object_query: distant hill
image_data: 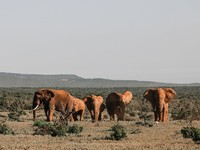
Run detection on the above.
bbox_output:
[0,72,199,88]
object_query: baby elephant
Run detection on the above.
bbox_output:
[72,98,86,121]
[83,95,105,123]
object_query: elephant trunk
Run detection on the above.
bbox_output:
[158,100,164,122]
[33,109,36,121]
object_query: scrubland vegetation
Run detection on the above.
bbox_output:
[0,87,200,149]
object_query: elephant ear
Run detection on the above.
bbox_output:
[83,97,88,103]
[43,89,55,101]
[121,91,133,105]
[33,90,44,101]
[143,89,155,103]
[164,88,176,103]
[96,96,103,103]
[33,91,40,99]
[83,96,92,104]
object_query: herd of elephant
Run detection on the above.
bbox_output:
[32,88,176,123]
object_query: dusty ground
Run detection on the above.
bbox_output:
[0,110,199,150]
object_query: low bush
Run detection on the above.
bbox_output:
[33,121,68,136]
[33,121,83,137]
[110,124,127,140]
[67,124,83,134]
[171,100,200,123]
[33,121,55,136]
[181,126,200,144]
[0,122,15,135]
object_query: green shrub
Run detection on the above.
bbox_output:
[33,120,50,128]
[33,121,55,136]
[0,122,15,135]
[181,127,200,144]
[34,121,68,137]
[110,124,127,140]
[51,122,69,137]
[171,100,200,123]
[67,124,83,134]
[33,121,83,136]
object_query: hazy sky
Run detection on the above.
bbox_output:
[0,1,200,83]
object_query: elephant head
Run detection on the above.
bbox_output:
[32,89,54,120]
[143,89,155,103]
[83,95,105,123]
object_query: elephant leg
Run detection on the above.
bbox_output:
[72,113,78,121]
[69,115,74,122]
[158,111,162,122]
[45,111,49,121]
[117,106,125,121]
[110,113,115,121]
[159,104,166,122]
[154,108,160,122]
[48,106,55,121]
[94,111,100,123]
[80,110,84,121]
[90,110,95,122]
[163,104,168,122]
[154,111,157,122]
[165,106,168,121]
[78,110,84,121]
[98,112,102,121]
[117,112,125,121]
[44,105,49,121]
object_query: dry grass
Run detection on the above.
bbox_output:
[0,110,200,150]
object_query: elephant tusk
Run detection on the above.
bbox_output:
[33,104,39,110]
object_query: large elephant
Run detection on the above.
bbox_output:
[72,98,86,121]
[32,89,75,122]
[143,88,176,122]
[83,95,105,123]
[106,91,133,121]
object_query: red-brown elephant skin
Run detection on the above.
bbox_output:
[106,91,133,121]
[32,89,75,122]
[83,95,105,123]
[72,98,86,121]
[143,88,176,122]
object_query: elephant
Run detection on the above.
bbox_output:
[143,88,176,123]
[32,89,75,122]
[71,98,86,121]
[106,91,133,121]
[83,95,105,123]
